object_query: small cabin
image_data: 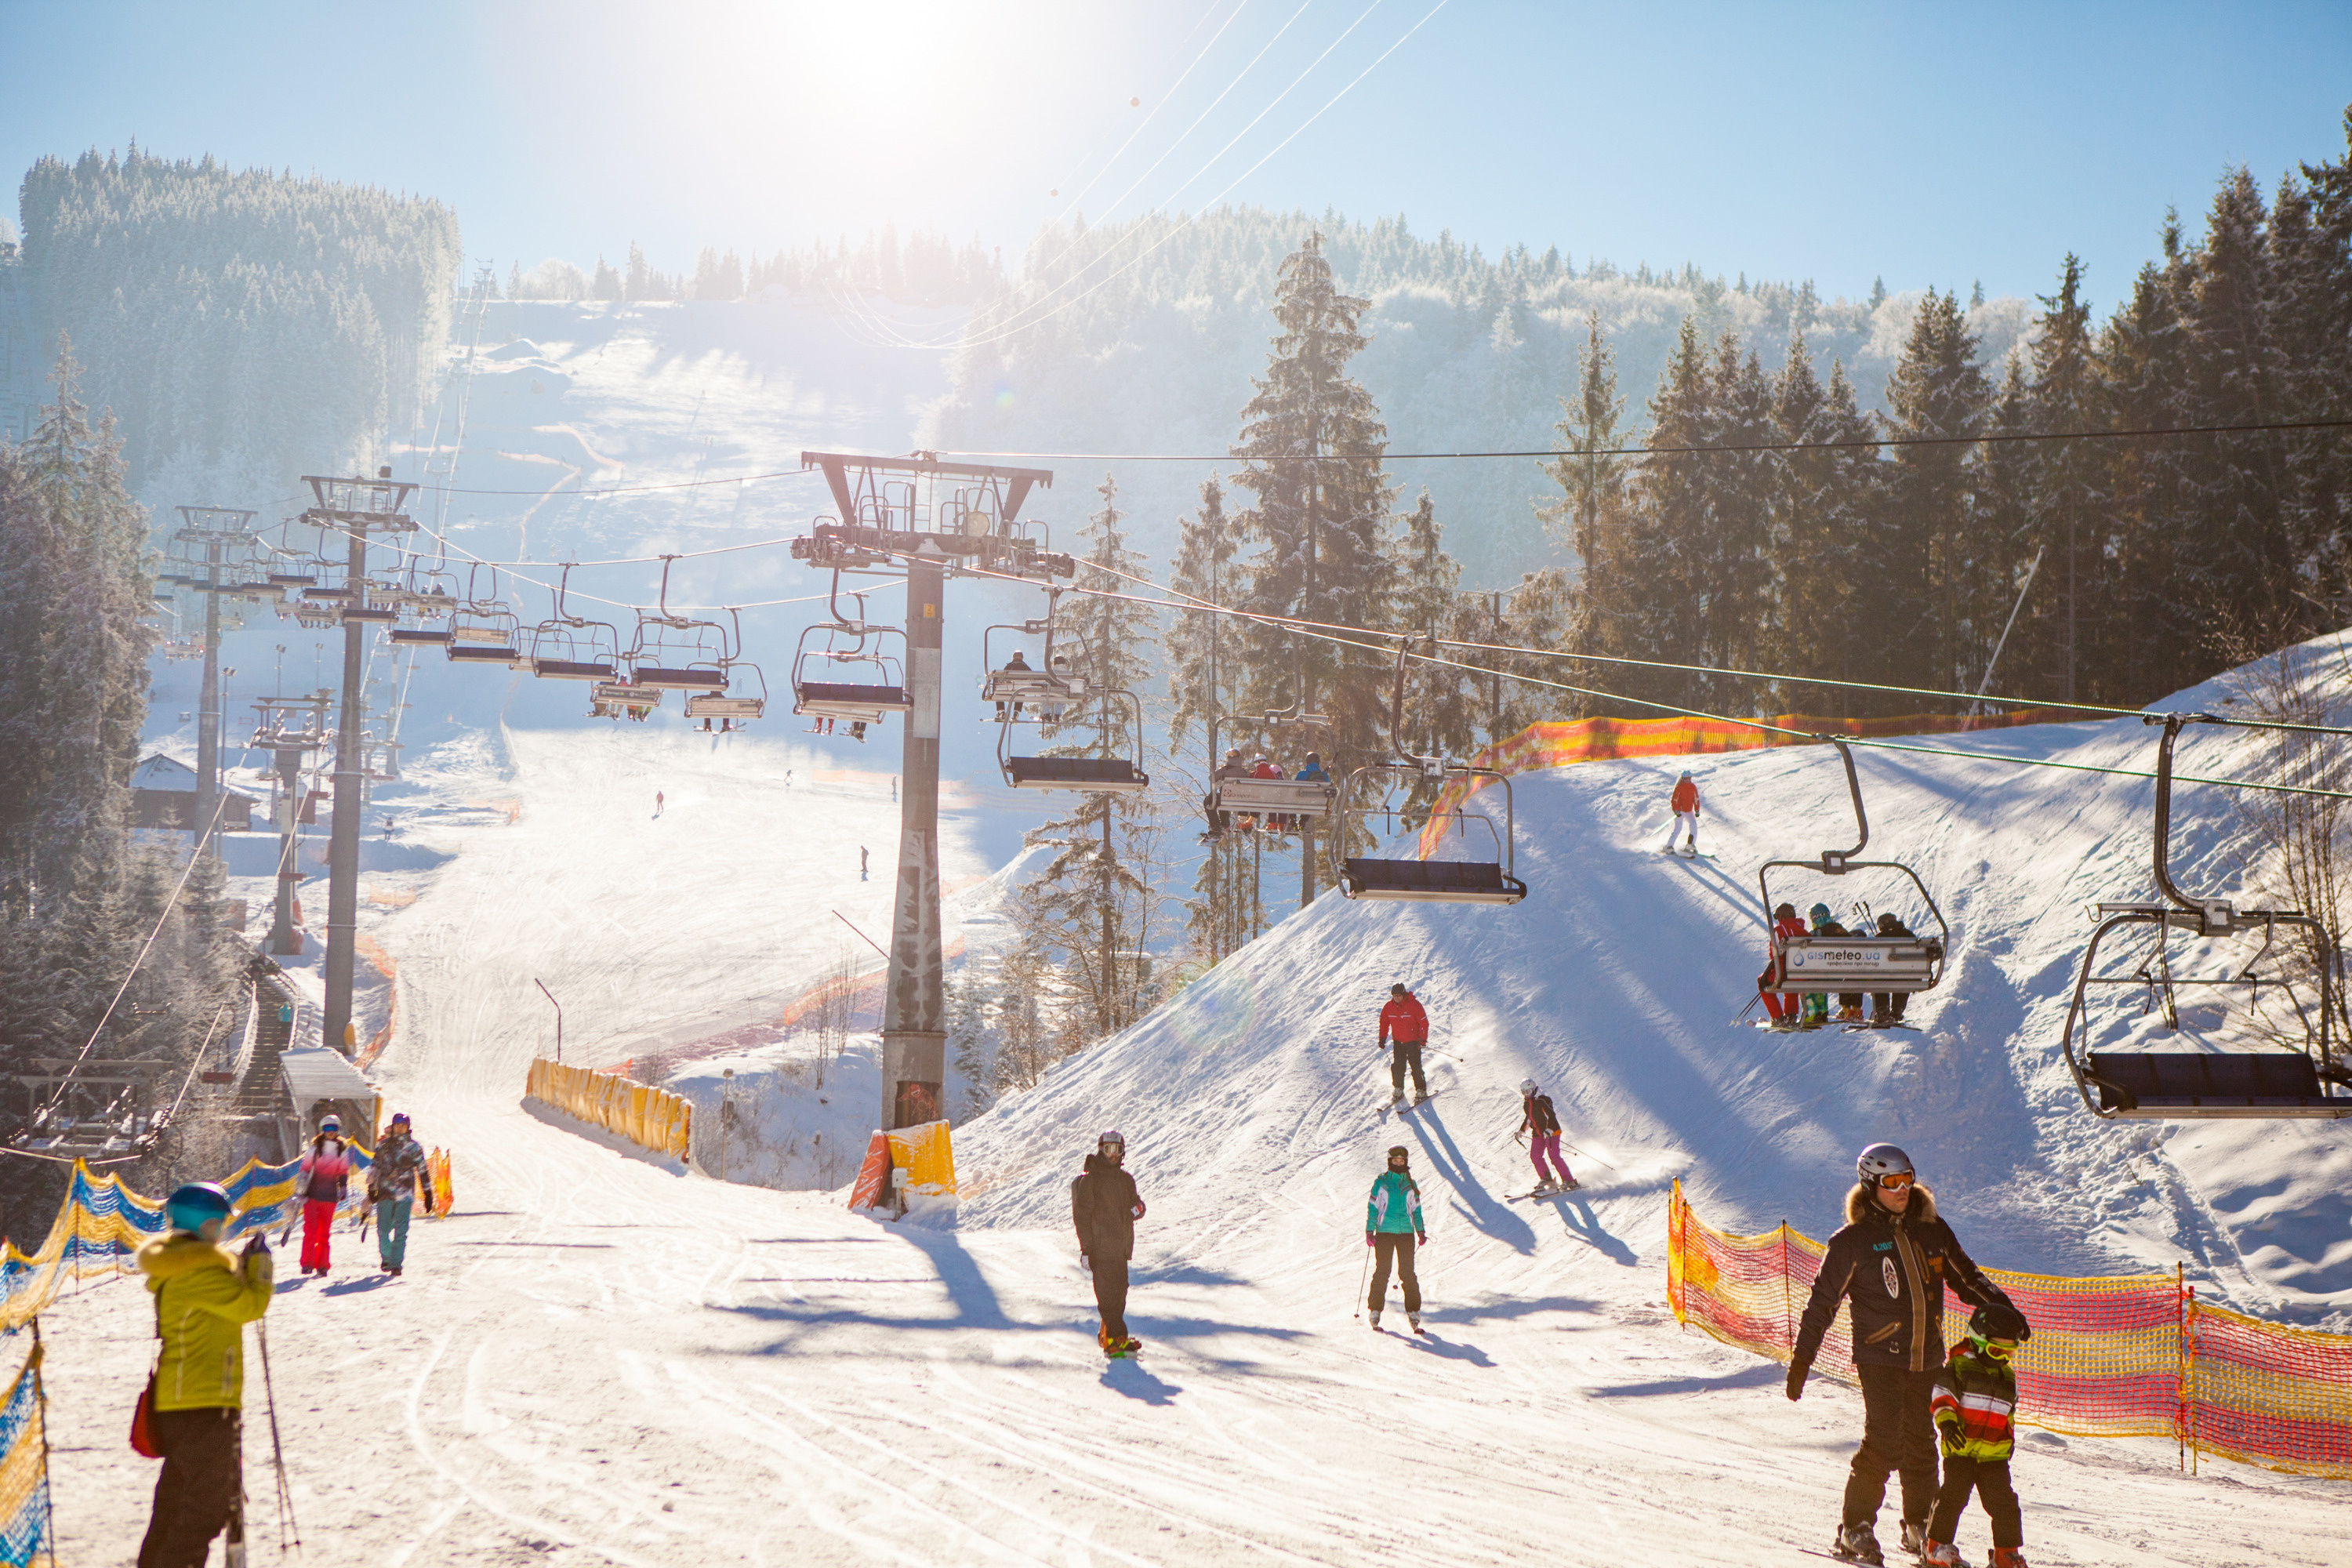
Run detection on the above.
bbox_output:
[131,753,256,832]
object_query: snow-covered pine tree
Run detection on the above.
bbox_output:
[1229,233,1397,905]
[1167,476,1266,966]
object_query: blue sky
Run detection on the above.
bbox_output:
[5,0,2348,312]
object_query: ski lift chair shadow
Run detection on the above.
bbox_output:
[2060,714,2352,1120]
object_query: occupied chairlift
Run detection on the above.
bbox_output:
[986,594,1149,793]
[387,551,456,646]
[1334,636,1526,905]
[625,557,728,695]
[2059,714,2351,1120]
[793,581,909,739]
[1203,702,1336,838]
[447,565,521,665]
[1756,736,1951,1001]
[684,608,768,730]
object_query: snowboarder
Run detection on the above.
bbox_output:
[1378,982,1430,1104]
[1661,770,1701,855]
[296,1115,354,1276]
[1761,902,1809,1025]
[1785,1144,2019,1566]
[1924,1303,2036,1567]
[370,1112,434,1277]
[1870,913,1916,1025]
[1364,1145,1428,1332]
[1516,1077,1576,1192]
[1071,1129,1146,1356]
[136,1181,274,1568]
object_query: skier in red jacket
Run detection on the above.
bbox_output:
[1662,771,1701,856]
[1761,901,1809,1025]
[1378,983,1430,1105]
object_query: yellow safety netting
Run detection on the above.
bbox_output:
[1667,1181,2352,1478]
[524,1059,692,1161]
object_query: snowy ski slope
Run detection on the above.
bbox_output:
[49,638,2352,1563]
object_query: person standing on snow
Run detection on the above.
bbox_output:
[136,1182,273,1568]
[1516,1078,1577,1192]
[1661,770,1701,855]
[370,1112,434,1277]
[1923,1303,2036,1567]
[1071,1129,1147,1356]
[1761,902,1810,1026]
[1785,1144,2018,1567]
[296,1115,354,1276]
[1364,1145,1428,1333]
[1377,982,1430,1105]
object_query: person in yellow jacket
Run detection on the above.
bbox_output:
[136,1181,273,1568]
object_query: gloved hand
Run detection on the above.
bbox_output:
[1416,1233,1428,1248]
[1364,1232,1375,1247]
[1130,1200,1146,1220]
[243,1229,270,1257]
[1785,1359,1810,1402]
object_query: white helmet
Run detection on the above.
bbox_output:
[1519,1078,1538,1096]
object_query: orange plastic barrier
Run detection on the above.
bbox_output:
[1666,1181,2352,1478]
[1419,709,2075,856]
[524,1059,693,1161]
[847,1131,891,1210]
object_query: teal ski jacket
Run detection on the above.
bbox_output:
[1366,1170,1425,1236]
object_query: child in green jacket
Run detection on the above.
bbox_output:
[1923,1303,2034,1568]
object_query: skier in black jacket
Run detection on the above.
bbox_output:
[1787,1143,2016,1566]
[1070,1129,1147,1357]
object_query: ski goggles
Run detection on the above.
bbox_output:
[1974,1338,2018,1360]
[1871,1171,1915,1191]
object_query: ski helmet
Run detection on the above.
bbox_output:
[165,1181,232,1233]
[1679,771,1693,782]
[1098,1128,1125,1152]
[1856,1142,1915,1189]
[1519,1077,1538,1096]
[1387,1145,1410,1163]
[319,1113,342,1134]
[1877,913,1902,934]
[1809,902,1832,924]
[389,1111,411,1129]
[1969,1301,2031,1348]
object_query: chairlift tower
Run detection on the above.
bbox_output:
[300,471,417,1057]
[793,452,1063,1132]
[250,693,333,956]
[172,506,258,854]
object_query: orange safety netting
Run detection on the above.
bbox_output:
[1417,709,2076,857]
[1667,1181,2352,1478]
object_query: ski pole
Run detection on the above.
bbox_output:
[1352,1241,1371,1319]
[254,1322,300,1552]
[1559,1141,1617,1171]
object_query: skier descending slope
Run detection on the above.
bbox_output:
[1661,770,1701,855]
[1364,1145,1428,1334]
[1071,1130,1147,1357]
[1377,983,1430,1105]
[1515,1078,1577,1192]
[1784,1145,2018,1566]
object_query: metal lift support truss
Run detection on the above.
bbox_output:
[790,452,1065,1136]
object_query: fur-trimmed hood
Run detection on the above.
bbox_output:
[1846,1180,1938,1226]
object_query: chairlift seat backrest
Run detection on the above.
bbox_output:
[1004,757,1149,793]
[389,627,452,645]
[984,667,1086,702]
[2083,1051,2350,1119]
[448,644,519,665]
[532,658,616,681]
[632,666,728,691]
[795,680,909,718]
[686,693,767,719]
[1763,936,1943,994]
[1210,778,1334,817]
[1338,857,1528,906]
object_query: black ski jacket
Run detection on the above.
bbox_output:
[1791,1183,2012,1374]
[1071,1153,1143,1262]
[1520,1092,1562,1137]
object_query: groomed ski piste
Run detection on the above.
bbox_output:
[40,641,2352,1566]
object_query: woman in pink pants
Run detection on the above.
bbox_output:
[296,1114,354,1275]
[1518,1078,1577,1193]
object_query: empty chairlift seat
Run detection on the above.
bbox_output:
[1339,857,1528,905]
[794,679,909,719]
[2082,1051,2352,1119]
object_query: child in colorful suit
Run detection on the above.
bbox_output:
[1924,1302,2035,1567]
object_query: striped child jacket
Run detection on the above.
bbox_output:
[1930,1340,2019,1461]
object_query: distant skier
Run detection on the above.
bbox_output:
[1378,982,1430,1105]
[1761,901,1809,1026]
[370,1112,433,1277]
[296,1115,354,1276]
[1364,1145,1428,1333]
[1870,913,1917,1026]
[136,1182,274,1568]
[1661,770,1701,855]
[1515,1077,1576,1192]
[860,845,869,882]
[1924,1303,2035,1567]
[1785,1144,2019,1566]
[891,775,898,802]
[654,790,665,818]
[1071,1129,1146,1357]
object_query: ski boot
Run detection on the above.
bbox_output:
[1830,1523,1884,1566]
[1367,1311,1381,1330]
[1920,1540,1962,1567]
[1119,1338,1142,1355]
[1406,1312,1423,1335]
[1987,1552,2027,1568]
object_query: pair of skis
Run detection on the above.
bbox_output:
[1505,1181,1581,1202]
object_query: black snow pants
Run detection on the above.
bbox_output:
[1090,1254,1131,1344]
[139,1406,241,1568]
[1928,1454,2022,1548]
[1842,1365,1940,1530]
[1368,1233,1421,1315]
[1388,1040,1427,1097]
